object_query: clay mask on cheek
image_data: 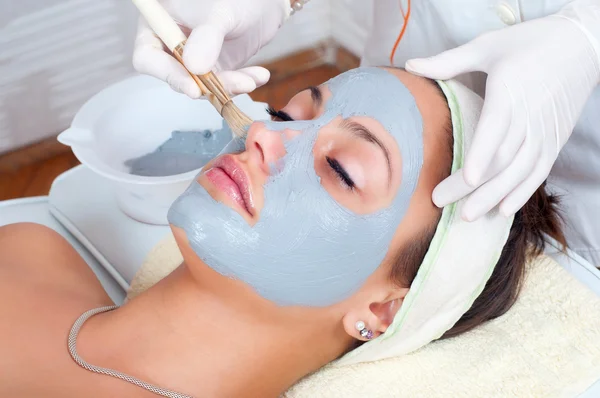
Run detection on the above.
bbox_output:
[168,67,423,306]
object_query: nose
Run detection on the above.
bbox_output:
[245,122,289,174]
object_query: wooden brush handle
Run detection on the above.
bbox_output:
[172,45,221,112]
[131,0,186,51]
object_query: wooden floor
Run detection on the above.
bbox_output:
[0,65,341,202]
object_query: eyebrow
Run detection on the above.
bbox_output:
[299,86,323,108]
[340,119,393,185]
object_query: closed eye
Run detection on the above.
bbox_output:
[326,156,355,190]
[266,106,294,122]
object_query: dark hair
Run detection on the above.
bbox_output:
[389,81,567,338]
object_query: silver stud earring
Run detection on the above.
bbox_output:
[354,320,373,340]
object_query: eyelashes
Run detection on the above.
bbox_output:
[326,156,355,190]
[267,106,355,191]
[266,106,294,122]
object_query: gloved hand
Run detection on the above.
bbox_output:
[133,0,291,98]
[406,1,600,221]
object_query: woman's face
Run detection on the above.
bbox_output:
[199,85,404,225]
[168,67,446,308]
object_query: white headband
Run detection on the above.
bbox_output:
[334,79,515,366]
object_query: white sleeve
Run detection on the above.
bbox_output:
[547,1,600,268]
[556,0,600,65]
[549,87,600,268]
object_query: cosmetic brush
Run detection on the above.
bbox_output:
[131,0,252,137]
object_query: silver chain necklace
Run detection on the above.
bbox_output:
[68,306,194,398]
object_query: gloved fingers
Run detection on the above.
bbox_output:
[463,78,512,186]
[489,99,528,172]
[134,17,164,50]
[214,71,256,95]
[183,24,225,75]
[460,134,538,221]
[133,18,168,75]
[462,108,527,199]
[133,18,202,99]
[183,3,234,75]
[216,67,268,95]
[405,39,486,79]
[236,67,271,88]
[431,169,477,207]
[134,44,202,99]
[461,176,508,222]
[431,99,527,209]
[432,151,515,208]
[499,160,551,217]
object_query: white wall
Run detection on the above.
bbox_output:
[0,0,366,153]
[330,0,372,58]
[249,0,331,65]
[0,0,139,153]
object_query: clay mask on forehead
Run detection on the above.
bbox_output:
[168,67,423,306]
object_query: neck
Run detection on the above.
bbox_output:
[80,265,351,397]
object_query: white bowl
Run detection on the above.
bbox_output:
[58,75,269,225]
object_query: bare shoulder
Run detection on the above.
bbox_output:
[0,223,116,396]
[0,222,111,303]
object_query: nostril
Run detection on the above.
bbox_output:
[254,141,265,164]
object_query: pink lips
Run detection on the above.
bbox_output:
[205,155,253,216]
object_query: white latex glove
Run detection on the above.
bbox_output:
[406,1,600,221]
[132,0,291,98]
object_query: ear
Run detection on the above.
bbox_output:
[342,287,410,342]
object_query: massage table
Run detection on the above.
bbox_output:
[1,164,599,397]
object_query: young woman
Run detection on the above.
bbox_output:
[0,67,564,398]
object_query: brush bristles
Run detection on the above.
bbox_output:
[197,72,253,138]
[221,101,253,137]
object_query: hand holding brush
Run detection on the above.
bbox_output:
[131,0,253,137]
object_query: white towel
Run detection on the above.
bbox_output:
[283,254,600,397]
[127,232,182,300]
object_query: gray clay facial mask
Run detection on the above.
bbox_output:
[168,67,424,307]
